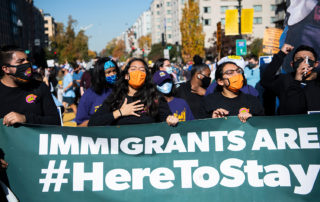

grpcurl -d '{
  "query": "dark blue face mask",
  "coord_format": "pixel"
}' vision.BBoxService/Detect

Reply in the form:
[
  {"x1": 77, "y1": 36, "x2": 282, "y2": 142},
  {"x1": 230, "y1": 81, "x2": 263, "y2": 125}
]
[{"x1": 106, "y1": 74, "x2": 117, "y2": 84}]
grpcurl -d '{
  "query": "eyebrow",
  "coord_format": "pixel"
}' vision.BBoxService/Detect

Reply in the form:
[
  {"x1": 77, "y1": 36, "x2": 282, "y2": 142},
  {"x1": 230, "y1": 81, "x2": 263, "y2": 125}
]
[{"x1": 16, "y1": 58, "x2": 26, "y2": 63}]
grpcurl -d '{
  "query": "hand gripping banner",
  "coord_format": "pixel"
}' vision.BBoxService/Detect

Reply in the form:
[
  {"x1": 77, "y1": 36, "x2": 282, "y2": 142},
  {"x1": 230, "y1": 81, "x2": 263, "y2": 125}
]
[{"x1": 0, "y1": 114, "x2": 320, "y2": 201}]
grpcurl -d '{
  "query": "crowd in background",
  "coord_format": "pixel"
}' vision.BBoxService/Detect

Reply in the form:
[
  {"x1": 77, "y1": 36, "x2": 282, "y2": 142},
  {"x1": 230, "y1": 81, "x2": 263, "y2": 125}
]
[{"x1": 1, "y1": 43, "x2": 320, "y2": 201}]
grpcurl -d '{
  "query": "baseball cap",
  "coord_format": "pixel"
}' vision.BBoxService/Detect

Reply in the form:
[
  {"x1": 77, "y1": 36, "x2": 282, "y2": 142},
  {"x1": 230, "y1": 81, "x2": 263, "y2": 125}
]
[
  {"x1": 217, "y1": 55, "x2": 245, "y2": 69},
  {"x1": 153, "y1": 70, "x2": 172, "y2": 85}
]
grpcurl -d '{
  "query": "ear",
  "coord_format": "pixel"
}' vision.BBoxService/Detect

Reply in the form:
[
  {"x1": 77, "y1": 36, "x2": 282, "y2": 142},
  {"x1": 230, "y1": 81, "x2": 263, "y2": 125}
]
[
  {"x1": 125, "y1": 74, "x2": 129, "y2": 80},
  {"x1": 2, "y1": 65, "x2": 10, "y2": 74},
  {"x1": 314, "y1": 61, "x2": 319, "y2": 68},
  {"x1": 197, "y1": 73, "x2": 202, "y2": 79},
  {"x1": 216, "y1": 78, "x2": 224, "y2": 86}
]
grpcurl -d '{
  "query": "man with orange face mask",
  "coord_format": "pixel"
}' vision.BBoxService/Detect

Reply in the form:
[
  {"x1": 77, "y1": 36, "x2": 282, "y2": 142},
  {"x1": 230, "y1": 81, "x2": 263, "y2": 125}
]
[{"x1": 203, "y1": 56, "x2": 264, "y2": 123}]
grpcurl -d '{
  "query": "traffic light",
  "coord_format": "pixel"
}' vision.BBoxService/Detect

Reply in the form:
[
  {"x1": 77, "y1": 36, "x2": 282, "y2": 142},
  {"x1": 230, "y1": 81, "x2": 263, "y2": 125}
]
[{"x1": 54, "y1": 51, "x2": 57, "y2": 55}]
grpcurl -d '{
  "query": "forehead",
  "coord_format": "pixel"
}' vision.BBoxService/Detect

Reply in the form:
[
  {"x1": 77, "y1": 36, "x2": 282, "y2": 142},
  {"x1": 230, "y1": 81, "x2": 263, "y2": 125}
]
[
  {"x1": 223, "y1": 63, "x2": 239, "y2": 71},
  {"x1": 163, "y1": 60, "x2": 170, "y2": 65},
  {"x1": 201, "y1": 67, "x2": 211, "y2": 75},
  {"x1": 11, "y1": 51, "x2": 27, "y2": 60},
  {"x1": 294, "y1": 50, "x2": 315, "y2": 60},
  {"x1": 105, "y1": 67, "x2": 116, "y2": 72},
  {"x1": 131, "y1": 60, "x2": 144, "y2": 67}
]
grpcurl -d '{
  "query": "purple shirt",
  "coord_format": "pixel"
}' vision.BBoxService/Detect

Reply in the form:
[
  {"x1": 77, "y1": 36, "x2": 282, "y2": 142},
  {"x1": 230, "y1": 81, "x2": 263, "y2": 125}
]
[
  {"x1": 75, "y1": 88, "x2": 112, "y2": 124},
  {"x1": 168, "y1": 97, "x2": 194, "y2": 121}
]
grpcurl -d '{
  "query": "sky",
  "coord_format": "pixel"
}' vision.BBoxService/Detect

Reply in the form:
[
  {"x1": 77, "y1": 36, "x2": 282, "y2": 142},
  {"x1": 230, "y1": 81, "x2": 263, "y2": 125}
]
[{"x1": 34, "y1": 0, "x2": 153, "y2": 53}]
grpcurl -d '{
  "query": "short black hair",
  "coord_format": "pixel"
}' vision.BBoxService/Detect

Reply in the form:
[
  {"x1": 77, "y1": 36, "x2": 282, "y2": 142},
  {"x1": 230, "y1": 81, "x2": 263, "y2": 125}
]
[
  {"x1": 248, "y1": 54, "x2": 258, "y2": 62},
  {"x1": 152, "y1": 58, "x2": 169, "y2": 75},
  {"x1": 0, "y1": 45, "x2": 25, "y2": 78},
  {"x1": 0, "y1": 45, "x2": 25, "y2": 66},
  {"x1": 193, "y1": 55, "x2": 203, "y2": 65},
  {"x1": 292, "y1": 45, "x2": 318, "y2": 61},
  {"x1": 191, "y1": 63, "x2": 210, "y2": 78}
]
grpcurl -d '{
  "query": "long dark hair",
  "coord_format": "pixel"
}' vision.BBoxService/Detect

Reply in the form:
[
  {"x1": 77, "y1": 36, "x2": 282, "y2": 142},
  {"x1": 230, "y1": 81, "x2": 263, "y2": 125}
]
[
  {"x1": 91, "y1": 57, "x2": 119, "y2": 95},
  {"x1": 107, "y1": 58, "x2": 159, "y2": 117}
]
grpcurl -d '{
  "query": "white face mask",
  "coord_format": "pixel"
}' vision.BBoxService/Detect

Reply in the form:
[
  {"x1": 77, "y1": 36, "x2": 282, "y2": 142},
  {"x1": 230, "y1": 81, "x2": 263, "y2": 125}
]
[
  {"x1": 165, "y1": 66, "x2": 173, "y2": 74},
  {"x1": 157, "y1": 82, "x2": 173, "y2": 94}
]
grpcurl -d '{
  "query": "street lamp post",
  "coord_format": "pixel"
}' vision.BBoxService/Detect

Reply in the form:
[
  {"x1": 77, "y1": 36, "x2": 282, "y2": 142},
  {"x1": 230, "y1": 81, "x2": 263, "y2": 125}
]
[{"x1": 238, "y1": 0, "x2": 242, "y2": 39}]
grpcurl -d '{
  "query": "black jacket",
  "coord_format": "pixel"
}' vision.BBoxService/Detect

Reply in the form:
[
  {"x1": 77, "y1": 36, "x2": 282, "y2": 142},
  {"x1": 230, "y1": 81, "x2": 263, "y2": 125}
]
[{"x1": 261, "y1": 51, "x2": 320, "y2": 115}]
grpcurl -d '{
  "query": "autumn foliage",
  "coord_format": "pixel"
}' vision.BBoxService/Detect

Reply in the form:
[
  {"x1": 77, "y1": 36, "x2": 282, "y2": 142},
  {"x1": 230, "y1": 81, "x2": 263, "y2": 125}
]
[{"x1": 180, "y1": 0, "x2": 205, "y2": 62}]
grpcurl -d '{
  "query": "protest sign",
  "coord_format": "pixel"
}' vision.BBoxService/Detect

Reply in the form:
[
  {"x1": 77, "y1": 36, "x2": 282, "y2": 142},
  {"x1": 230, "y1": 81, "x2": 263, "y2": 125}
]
[{"x1": 1, "y1": 115, "x2": 320, "y2": 201}]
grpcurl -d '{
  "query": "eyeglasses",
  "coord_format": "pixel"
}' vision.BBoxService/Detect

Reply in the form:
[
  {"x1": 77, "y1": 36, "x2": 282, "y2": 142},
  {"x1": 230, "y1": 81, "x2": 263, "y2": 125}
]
[{"x1": 223, "y1": 68, "x2": 243, "y2": 76}]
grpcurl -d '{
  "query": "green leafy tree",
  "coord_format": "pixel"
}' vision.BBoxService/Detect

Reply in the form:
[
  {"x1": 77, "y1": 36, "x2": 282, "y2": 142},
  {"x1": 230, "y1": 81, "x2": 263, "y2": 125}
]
[
  {"x1": 180, "y1": 0, "x2": 205, "y2": 62},
  {"x1": 101, "y1": 38, "x2": 118, "y2": 57},
  {"x1": 248, "y1": 38, "x2": 263, "y2": 56},
  {"x1": 148, "y1": 43, "x2": 178, "y2": 62},
  {"x1": 47, "y1": 16, "x2": 90, "y2": 64}
]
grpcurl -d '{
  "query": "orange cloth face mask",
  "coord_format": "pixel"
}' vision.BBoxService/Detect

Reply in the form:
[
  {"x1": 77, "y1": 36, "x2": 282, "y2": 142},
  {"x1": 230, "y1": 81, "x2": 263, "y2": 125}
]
[
  {"x1": 227, "y1": 74, "x2": 244, "y2": 92},
  {"x1": 128, "y1": 70, "x2": 146, "y2": 89}
]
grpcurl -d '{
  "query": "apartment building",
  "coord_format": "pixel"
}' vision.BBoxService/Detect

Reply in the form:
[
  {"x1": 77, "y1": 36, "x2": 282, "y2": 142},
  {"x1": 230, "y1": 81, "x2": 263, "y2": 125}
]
[{"x1": 200, "y1": 0, "x2": 277, "y2": 48}]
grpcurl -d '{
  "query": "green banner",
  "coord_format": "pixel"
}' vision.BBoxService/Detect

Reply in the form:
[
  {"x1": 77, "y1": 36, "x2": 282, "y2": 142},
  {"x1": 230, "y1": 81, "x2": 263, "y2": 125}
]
[{"x1": 1, "y1": 115, "x2": 320, "y2": 201}]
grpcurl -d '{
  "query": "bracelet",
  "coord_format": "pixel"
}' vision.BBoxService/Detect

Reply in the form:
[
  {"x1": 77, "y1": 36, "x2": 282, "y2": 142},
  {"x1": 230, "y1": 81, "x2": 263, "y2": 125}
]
[{"x1": 119, "y1": 109, "x2": 122, "y2": 117}]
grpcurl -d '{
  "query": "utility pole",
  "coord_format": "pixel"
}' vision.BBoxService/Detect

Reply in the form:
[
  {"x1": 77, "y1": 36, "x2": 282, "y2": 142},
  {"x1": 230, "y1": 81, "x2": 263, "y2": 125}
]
[{"x1": 238, "y1": 0, "x2": 242, "y2": 39}]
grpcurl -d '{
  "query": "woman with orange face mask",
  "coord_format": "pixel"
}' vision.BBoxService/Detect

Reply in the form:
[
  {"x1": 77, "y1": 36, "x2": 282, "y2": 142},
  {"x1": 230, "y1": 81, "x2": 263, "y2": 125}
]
[
  {"x1": 203, "y1": 58, "x2": 264, "y2": 123},
  {"x1": 88, "y1": 58, "x2": 179, "y2": 126}
]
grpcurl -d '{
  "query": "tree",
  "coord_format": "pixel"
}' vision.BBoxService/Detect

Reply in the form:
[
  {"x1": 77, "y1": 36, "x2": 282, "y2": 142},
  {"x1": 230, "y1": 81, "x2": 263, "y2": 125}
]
[
  {"x1": 248, "y1": 38, "x2": 263, "y2": 56},
  {"x1": 101, "y1": 38, "x2": 117, "y2": 57},
  {"x1": 148, "y1": 43, "x2": 179, "y2": 62},
  {"x1": 112, "y1": 39, "x2": 128, "y2": 61},
  {"x1": 47, "y1": 16, "x2": 90, "y2": 64},
  {"x1": 138, "y1": 34, "x2": 152, "y2": 51},
  {"x1": 180, "y1": 0, "x2": 205, "y2": 62},
  {"x1": 88, "y1": 50, "x2": 97, "y2": 58},
  {"x1": 74, "y1": 30, "x2": 89, "y2": 61}
]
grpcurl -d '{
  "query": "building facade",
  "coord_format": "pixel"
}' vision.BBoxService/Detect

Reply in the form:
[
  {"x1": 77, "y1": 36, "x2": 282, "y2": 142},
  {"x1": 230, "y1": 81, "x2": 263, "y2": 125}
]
[
  {"x1": 151, "y1": 0, "x2": 186, "y2": 45},
  {"x1": 43, "y1": 12, "x2": 56, "y2": 46},
  {"x1": 0, "y1": 0, "x2": 47, "y2": 59},
  {"x1": 200, "y1": 0, "x2": 277, "y2": 48}
]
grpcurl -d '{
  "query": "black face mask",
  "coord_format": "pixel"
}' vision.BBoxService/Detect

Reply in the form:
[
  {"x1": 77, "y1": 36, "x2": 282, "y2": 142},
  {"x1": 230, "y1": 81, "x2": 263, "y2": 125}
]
[
  {"x1": 201, "y1": 75, "x2": 211, "y2": 89},
  {"x1": 7, "y1": 63, "x2": 33, "y2": 83},
  {"x1": 248, "y1": 63, "x2": 256, "y2": 69}
]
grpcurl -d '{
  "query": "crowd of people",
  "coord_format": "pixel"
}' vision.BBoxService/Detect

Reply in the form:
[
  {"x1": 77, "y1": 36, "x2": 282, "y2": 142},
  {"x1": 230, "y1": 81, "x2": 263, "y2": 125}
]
[{"x1": 0, "y1": 43, "x2": 320, "y2": 200}]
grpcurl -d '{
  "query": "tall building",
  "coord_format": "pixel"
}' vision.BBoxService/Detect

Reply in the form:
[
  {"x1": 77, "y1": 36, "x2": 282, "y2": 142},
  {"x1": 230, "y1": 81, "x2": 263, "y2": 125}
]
[
  {"x1": 34, "y1": 7, "x2": 46, "y2": 49},
  {"x1": 274, "y1": 0, "x2": 287, "y2": 28},
  {"x1": 200, "y1": 0, "x2": 277, "y2": 48},
  {"x1": 43, "y1": 12, "x2": 56, "y2": 46},
  {"x1": 136, "y1": 10, "x2": 151, "y2": 40},
  {"x1": 0, "y1": 0, "x2": 48, "y2": 66},
  {"x1": 0, "y1": 0, "x2": 13, "y2": 46},
  {"x1": 116, "y1": 0, "x2": 279, "y2": 57},
  {"x1": 151, "y1": 0, "x2": 186, "y2": 45}
]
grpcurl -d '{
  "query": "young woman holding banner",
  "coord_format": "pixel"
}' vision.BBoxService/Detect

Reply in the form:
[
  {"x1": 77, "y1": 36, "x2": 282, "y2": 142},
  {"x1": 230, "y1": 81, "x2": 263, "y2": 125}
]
[{"x1": 88, "y1": 58, "x2": 178, "y2": 126}]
